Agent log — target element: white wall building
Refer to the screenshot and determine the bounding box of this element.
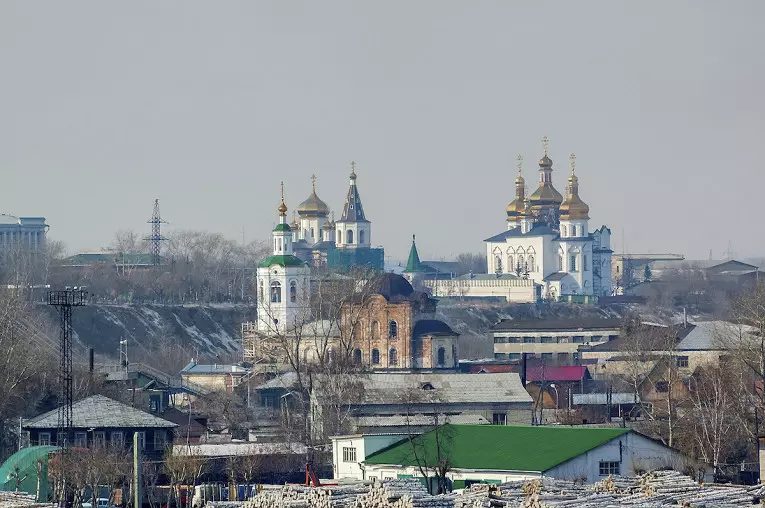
[0,214,48,254]
[424,141,613,303]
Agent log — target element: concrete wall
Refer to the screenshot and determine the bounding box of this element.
[332,435,408,480]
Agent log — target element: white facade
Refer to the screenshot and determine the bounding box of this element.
[331,434,408,480]
[0,215,48,254]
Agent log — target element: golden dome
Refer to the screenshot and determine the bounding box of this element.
[528,184,564,205]
[539,154,553,167]
[506,199,524,218]
[278,200,288,216]
[559,155,589,220]
[297,176,330,216]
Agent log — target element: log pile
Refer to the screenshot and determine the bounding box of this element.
[209,472,765,508]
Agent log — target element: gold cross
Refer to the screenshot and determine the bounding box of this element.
[542,136,549,156]
[311,173,317,191]
[280,181,284,200]
[569,153,576,174]
[350,161,356,172]
[516,154,523,174]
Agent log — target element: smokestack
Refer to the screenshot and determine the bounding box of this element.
[520,353,527,387]
[89,348,94,372]
[683,307,688,327]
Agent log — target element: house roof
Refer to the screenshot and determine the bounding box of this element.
[255,371,300,391]
[352,372,531,405]
[676,321,756,351]
[259,254,306,268]
[181,362,249,374]
[526,365,590,383]
[355,414,489,428]
[705,259,758,274]
[491,318,623,333]
[412,319,458,337]
[364,425,630,472]
[484,224,559,243]
[24,395,177,429]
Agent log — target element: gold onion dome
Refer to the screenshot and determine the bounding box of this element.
[507,155,526,219]
[559,154,590,220]
[278,200,288,216]
[297,175,330,216]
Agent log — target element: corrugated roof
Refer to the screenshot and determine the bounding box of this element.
[573,393,640,405]
[352,372,531,405]
[527,366,590,382]
[364,425,630,472]
[677,321,756,351]
[23,395,177,429]
[355,414,489,427]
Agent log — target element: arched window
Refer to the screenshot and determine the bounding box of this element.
[359,230,365,244]
[372,348,380,364]
[562,225,567,237]
[527,255,535,272]
[371,320,380,340]
[437,347,446,367]
[388,320,398,339]
[347,230,354,244]
[495,255,502,272]
[259,280,264,301]
[289,280,297,303]
[558,255,564,271]
[389,348,398,366]
[354,348,362,364]
[303,229,308,239]
[517,255,524,273]
[310,228,315,239]
[573,225,578,237]
[270,281,282,303]
[507,255,514,272]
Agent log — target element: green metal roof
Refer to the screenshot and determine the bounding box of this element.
[273,223,292,232]
[259,255,305,268]
[404,236,424,273]
[0,446,57,498]
[364,425,630,472]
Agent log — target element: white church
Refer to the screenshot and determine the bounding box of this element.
[417,138,613,303]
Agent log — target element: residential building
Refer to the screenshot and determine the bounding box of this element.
[340,425,710,486]
[331,434,409,480]
[180,360,250,393]
[423,140,613,303]
[23,395,177,459]
[491,318,622,364]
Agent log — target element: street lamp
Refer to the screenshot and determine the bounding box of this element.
[549,383,560,410]
[119,339,128,374]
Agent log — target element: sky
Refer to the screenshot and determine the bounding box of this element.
[2,1,763,263]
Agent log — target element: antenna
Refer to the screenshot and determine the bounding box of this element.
[144,199,168,266]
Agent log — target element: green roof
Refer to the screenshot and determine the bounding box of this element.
[404,236,424,273]
[0,445,57,497]
[259,255,305,268]
[273,223,292,232]
[364,425,630,472]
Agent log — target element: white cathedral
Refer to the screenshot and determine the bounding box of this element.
[422,139,613,303]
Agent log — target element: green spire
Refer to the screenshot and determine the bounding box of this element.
[404,235,425,273]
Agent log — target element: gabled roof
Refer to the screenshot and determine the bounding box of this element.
[484,224,558,243]
[543,272,571,282]
[527,365,590,382]
[412,319,458,337]
[24,395,177,429]
[705,259,759,274]
[364,425,630,472]
[491,318,623,332]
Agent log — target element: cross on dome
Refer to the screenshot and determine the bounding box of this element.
[516,154,523,174]
[569,153,576,174]
[542,136,550,156]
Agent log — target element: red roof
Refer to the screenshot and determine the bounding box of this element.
[468,364,515,373]
[527,366,589,382]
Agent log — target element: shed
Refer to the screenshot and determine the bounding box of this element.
[0,446,57,500]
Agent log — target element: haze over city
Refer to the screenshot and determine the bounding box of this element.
[2,1,763,261]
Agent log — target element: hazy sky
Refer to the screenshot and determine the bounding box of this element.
[2,1,763,262]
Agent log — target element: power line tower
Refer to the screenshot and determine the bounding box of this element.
[48,288,87,447]
[145,199,168,266]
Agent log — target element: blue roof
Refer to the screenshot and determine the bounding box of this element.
[484,224,558,242]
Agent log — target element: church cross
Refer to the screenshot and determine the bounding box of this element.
[516,154,523,174]
[311,173,317,191]
[542,136,549,156]
[280,181,284,200]
[569,153,576,174]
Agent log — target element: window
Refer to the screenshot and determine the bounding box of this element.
[522,336,535,343]
[508,337,521,343]
[572,352,579,363]
[154,431,167,451]
[655,381,669,393]
[507,255,514,271]
[38,432,51,446]
[608,335,618,341]
[388,320,398,339]
[342,447,357,463]
[359,230,365,244]
[57,434,68,447]
[517,255,524,273]
[270,281,282,303]
[372,349,380,364]
[540,336,555,343]
[562,226,567,237]
[599,461,620,476]
[310,228,315,239]
[389,348,398,366]
[541,353,553,361]
[437,347,446,367]
[527,255,535,272]
[494,353,507,360]
[74,432,87,448]
[492,413,507,425]
[583,255,589,271]
[259,281,264,301]
[111,431,124,447]
[354,348,362,364]
[289,281,297,303]
[94,431,106,447]
[572,336,585,344]
[346,230,354,244]
[557,352,569,363]
[493,337,508,344]
[371,321,380,340]
[558,255,564,271]
[676,356,689,368]
[591,335,604,342]
[136,431,146,450]
[570,255,577,272]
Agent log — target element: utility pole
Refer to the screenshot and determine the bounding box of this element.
[133,432,142,508]
[145,199,168,266]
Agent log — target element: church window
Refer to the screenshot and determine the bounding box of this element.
[311,228,315,239]
[527,255,535,272]
[303,229,308,239]
[389,348,398,366]
[495,256,502,272]
[570,255,577,272]
[354,348,362,364]
[583,255,589,271]
[507,255,514,271]
[562,225,567,237]
[270,281,282,303]
[359,230,365,244]
[347,230,354,244]
[388,320,398,339]
[259,281,264,301]
[372,348,380,364]
[437,347,446,367]
[371,321,380,340]
[516,255,524,274]
[290,280,297,303]
[558,255,563,271]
